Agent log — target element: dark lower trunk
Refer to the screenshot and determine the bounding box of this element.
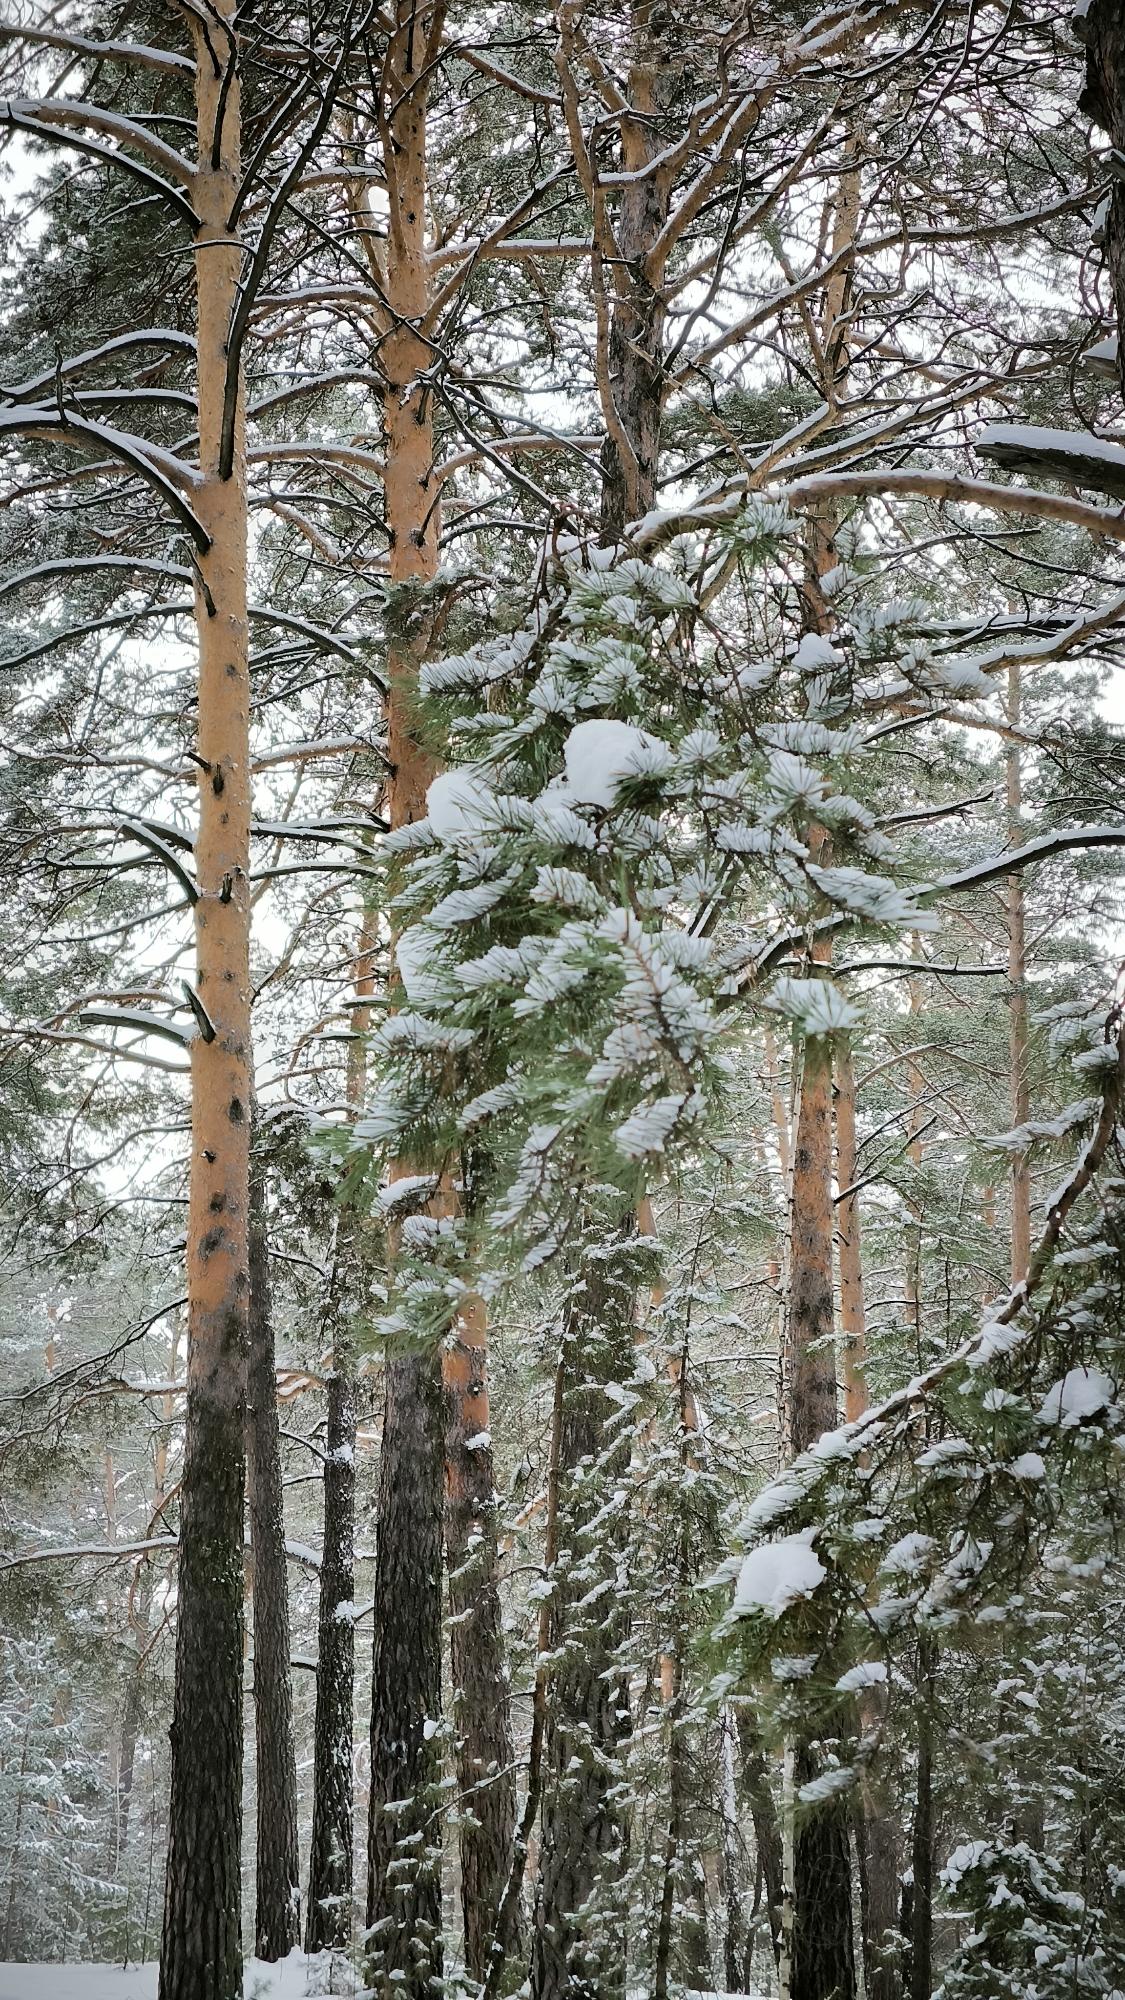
[159,1346,246,2000]
[444,1313,516,1981]
[366,1347,445,1998]
[306,1254,357,1955]
[247,1145,301,1961]
[793,1744,855,2000]
[862,1795,902,2000]
[529,1238,641,2000]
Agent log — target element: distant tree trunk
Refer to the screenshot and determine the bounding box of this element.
[905,964,926,1363]
[247,1136,301,1961]
[1006,665,1031,1284]
[307,921,372,1958]
[529,1242,639,2000]
[1079,6,1125,406]
[835,1041,867,1425]
[909,1636,936,2000]
[738,1711,785,1966]
[119,1351,175,1870]
[115,1662,144,1866]
[835,1050,900,1999]
[160,10,250,1996]
[305,1233,358,1954]
[719,1707,745,1990]
[444,1284,516,1980]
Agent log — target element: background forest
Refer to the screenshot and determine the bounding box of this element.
[1,2,1125,1998]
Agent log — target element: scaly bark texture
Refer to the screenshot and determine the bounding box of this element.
[366,1338,446,1994]
[596,29,669,538]
[785,1026,838,1461]
[247,1136,301,1960]
[1079,5,1125,406]
[160,8,251,1996]
[444,1284,516,1981]
[529,1242,639,2000]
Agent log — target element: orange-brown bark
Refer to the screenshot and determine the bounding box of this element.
[160,7,251,1997]
[363,10,511,1988]
[364,26,445,1983]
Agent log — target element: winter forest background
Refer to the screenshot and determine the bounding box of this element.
[1,2,1125,1998]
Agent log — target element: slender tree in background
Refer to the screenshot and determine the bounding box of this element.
[1005,666,1032,1285]
[305,1221,359,1955]
[305,935,371,1957]
[247,1132,301,1960]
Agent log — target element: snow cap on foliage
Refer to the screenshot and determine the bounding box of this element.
[563,718,661,806]
[425,768,496,844]
[768,975,857,1037]
[733,1529,826,1618]
[1039,1366,1116,1428]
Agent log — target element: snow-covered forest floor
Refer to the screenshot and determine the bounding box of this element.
[0,1973,752,2000]
[0,1958,358,2000]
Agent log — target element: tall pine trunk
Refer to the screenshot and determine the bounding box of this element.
[365,19,447,1987]
[529,1244,639,2000]
[785,1022,855,2000]
[444,1285,516,1980]
[530,21,672,1995]
[160,9,251,1995]
[836,1049,900,1999]
[361,13,513,1985]
[247,1135,301,1959]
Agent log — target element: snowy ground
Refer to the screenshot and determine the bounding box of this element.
[0,1955,360,1999]
[0,1971,753,2000]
